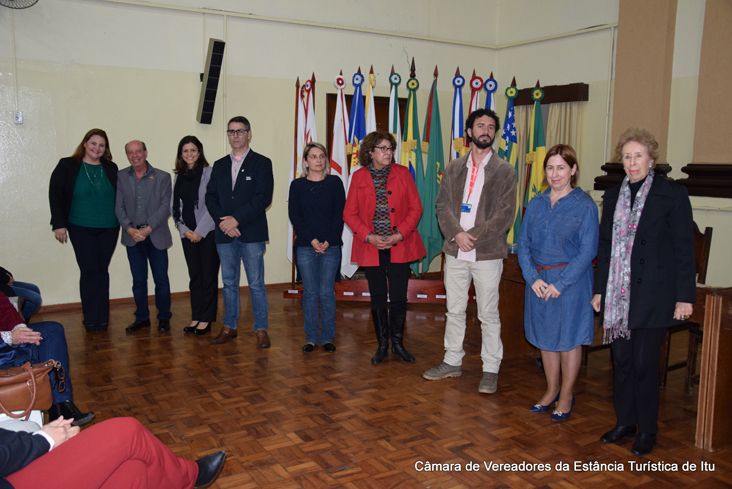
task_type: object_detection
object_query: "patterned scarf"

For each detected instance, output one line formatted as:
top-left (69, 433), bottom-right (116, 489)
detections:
top-left (603, 171), bottom-right (654, 343)
top-left (369, 164), bottom-right (392, 237)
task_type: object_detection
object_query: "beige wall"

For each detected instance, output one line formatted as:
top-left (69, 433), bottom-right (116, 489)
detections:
top-left (666, 0), bottom-right (705, 175)
top-left (693, 0), bottom-right (732, 163)
top-left (1, 0), bottom-right (729, 307)
top-left (611, 0), bottom-right (677, 161)
top-left (2, 0), bottom-right (504, 305)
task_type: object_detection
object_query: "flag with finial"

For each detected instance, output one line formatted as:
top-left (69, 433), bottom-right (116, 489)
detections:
top-left (449, 67), bottom-right (466, 161)
top-left (524, 81), bottom-right (547, 206)
top-left (400, 58), bottom-right (421, 180)
top-left (388, 66), bottom-right (403, 161)
top-left (287, 77), bottom-right (304, 263)
top-left (415, 65), bottom-right (445, 274)
top-left (330, 71), bottom-right (358, 277)
top-left (364, 66), bottom-right (377, 134)
top-left (483, 72), bottom-right (497, 112)
top-left (303, 74), bottom-right (318, 145)
top-left (499, 78), bottom-right (521, 244)
top-left (468, 70), bottom-right (484, 113)
top-left (348, 68), bottom-right (366, 171)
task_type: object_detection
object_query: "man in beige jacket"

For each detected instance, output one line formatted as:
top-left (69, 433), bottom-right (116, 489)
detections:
top-left (423, 108), bottom-right (516, 394)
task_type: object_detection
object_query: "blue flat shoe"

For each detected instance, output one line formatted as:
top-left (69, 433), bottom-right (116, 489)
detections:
top-left (551, 396), bottom-right (576, 422)
top-left (529, 393), bottom-right (560, 413)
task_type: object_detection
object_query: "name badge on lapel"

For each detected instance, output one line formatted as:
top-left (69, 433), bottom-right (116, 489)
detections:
top-left (246, 176), bottom-right (252, 181)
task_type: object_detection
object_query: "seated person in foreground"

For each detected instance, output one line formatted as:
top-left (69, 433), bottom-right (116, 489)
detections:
top-left (0, 267), bottom-right (41, 322)
top-left (0, 417), bottom-right (226, 488)
top-left (0, 292), bottom-right (93, 426)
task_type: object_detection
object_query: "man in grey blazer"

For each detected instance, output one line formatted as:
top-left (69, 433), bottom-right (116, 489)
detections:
top-left (115, 140), bottom-right (173, 333)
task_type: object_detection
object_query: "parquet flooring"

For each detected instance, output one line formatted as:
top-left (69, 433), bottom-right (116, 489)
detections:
top-left (37, 285), bottom-right (732, 488)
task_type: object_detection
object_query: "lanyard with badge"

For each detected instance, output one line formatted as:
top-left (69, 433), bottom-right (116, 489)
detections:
top-left (461, 155), bottom-right (480, 213)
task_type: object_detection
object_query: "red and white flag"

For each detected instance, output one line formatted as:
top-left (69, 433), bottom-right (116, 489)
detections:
top-left (287, 76), bottom-right (317, 263)
top-left (468, 70), bottom-right (484, 113)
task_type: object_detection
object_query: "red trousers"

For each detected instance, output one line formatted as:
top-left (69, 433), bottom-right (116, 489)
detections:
top-left (7, 417), bottom-right (198, 489)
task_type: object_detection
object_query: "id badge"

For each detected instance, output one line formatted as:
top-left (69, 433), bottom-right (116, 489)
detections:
top-left (460, 203), bottom-right (472, 213)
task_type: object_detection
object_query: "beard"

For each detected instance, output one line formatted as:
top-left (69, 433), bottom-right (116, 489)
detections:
top-left (472, 135), bottom-right (494, 149)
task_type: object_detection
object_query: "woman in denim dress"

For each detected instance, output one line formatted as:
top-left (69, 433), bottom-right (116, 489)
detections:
top-left (518, 144), bottom-right (598, 422)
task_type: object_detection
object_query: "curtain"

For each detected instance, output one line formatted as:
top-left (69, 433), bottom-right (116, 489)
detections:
top-left (512, 101), bottom-right (585, 206)
top-left (546, 102), bottom-right (584, 152)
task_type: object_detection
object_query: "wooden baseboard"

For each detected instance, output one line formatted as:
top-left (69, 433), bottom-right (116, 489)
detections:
top-left (40, 283), bottom-right (295, 313)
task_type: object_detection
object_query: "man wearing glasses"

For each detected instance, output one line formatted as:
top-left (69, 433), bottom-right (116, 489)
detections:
top-left (205, 116), bottom-right (274, 347)
top-left (423, 108), bottom-right (516, 394)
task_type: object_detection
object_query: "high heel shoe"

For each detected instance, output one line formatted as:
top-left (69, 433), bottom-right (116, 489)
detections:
top-left (551, 396), bottom-right (576, 422)
top-left (194, 322), bottom-right (212, 336)
top-left (529, 393), bottom-right (560, 413)
top-left (183, 321), bottom-right (199, 334)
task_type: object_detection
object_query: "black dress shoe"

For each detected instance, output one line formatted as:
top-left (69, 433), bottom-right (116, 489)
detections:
top-left (195, 450), bottom-right (226, 488)
top-left (183, 322), bottom-right (199, 334)
top-left (302, 343), bottom-right (315, 353)
top-left (631, 433), bottom-right (656, 456)
top-left (126, 319), bottom-right (151, 333)
top-left (601, 425), bottom-right (637, 444)
top-left (158, 319), bottom-right (170, 332)
top-left (323, 343), bottom-right (336, 353)
top-left (47, 401), bottom-right (96, 427)
top-left (194, 323), bottom-right (211, 336)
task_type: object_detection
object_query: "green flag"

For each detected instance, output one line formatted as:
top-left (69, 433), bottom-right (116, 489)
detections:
top-left (415, 70), bottom-right (445, 275)
top-left (524, 82), bottom-right (546, 207)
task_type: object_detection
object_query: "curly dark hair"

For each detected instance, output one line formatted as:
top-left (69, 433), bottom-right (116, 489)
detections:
top-left (359, 130), bottom-right (397, 167)
top-left (465, 108), bottom-right (500, 144)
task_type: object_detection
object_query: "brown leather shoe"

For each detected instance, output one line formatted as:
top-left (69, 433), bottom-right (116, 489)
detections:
top-left (210, 326), bottom-right (238, 344)
top-left (255, 329), bottom-right (271, 349)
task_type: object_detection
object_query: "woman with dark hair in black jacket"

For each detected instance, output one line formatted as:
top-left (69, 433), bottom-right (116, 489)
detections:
top-left (172, 135), bottom-right (219, 336)
top-left (49, 129), bottom-right (119, 331)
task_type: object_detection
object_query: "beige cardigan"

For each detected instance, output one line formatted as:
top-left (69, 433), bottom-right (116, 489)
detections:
top-left (436, 151), bottom-right (517, 261)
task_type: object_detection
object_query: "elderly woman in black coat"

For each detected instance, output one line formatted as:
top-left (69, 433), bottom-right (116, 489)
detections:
top-left (592, 128), bottom-right (696, 456)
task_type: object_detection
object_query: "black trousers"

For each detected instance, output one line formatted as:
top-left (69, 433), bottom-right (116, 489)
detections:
top-left (611, 327), bottom-right (667, 434)
top-left (363, 250), bottom-right (410, 315)
top-left (67, 225), bottom-right (119, 326)
top-left (181, 233), bottom-right (219, 322)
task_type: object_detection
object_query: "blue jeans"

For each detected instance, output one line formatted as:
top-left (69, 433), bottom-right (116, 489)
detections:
top-left (125, 240), bottom-right (172, 321)
top-left (0, 321), bottom-right (76, 404)
top-left (296, 246), bottom-right (340, 344)
top-left (216, 241), bottom-right (268, 330)
top-left (10, 281), bottom-right (42, 321)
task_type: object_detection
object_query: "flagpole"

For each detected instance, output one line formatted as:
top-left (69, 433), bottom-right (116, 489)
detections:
top-left (290, 77), bottom-right (300, 286)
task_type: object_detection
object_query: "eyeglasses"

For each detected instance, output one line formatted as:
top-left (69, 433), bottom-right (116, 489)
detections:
top-left (374, 145), bottom-right (394, 153)
top-left (227, 129), bottom-right (249, 136)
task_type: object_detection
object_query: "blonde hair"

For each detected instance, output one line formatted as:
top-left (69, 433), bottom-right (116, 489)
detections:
top-left (301, 142), bottom-right (330, 177)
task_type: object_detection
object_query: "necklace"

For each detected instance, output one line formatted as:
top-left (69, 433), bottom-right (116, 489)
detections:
top-left (83, 162), bottom-right (103, 188)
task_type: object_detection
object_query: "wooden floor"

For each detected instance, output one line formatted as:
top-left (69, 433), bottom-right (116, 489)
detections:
top-left (37, 285), bottom-right (732, 488)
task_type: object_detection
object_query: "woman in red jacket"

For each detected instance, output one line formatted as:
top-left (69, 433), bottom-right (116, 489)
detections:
top-left (344, 130), bottom-right (425, 365)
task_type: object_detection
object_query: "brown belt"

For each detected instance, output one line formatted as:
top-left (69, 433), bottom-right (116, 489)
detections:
top-left (535, 262), bottom-right (568, 272)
